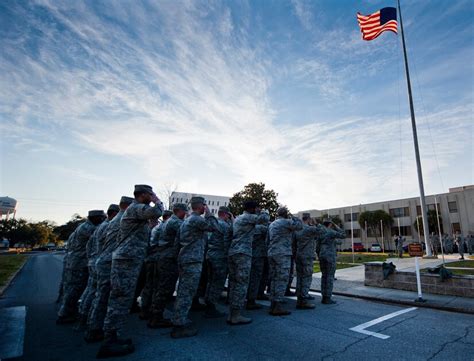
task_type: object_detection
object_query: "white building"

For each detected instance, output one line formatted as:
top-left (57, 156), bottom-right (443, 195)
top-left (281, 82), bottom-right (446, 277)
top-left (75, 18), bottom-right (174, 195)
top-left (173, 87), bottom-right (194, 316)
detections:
top-left (169, 191), bottom-right (231, 215)
top-left (0, 196), bottom-right (17, 220)
top-left (297, 185), bottom-right (474, 251)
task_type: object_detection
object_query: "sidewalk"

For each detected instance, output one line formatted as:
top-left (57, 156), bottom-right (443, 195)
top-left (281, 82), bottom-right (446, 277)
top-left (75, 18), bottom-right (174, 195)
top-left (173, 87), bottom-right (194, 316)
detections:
top-left (306, 255), bottom-right (474, 314)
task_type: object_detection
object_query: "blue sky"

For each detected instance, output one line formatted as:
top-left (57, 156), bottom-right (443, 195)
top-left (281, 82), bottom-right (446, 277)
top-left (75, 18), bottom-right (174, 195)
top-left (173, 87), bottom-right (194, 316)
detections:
top-left (0, 0), bottom-right (472, 224)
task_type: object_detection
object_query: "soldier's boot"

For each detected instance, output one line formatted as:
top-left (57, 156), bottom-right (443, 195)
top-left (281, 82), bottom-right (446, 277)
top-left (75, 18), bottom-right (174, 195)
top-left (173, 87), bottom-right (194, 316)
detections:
top-left (170, 324), bottom-right (198, 338)
top-left (190, 298), bottom-right (207, 312)
top-left (246, 299), bottom-right (263, 310)
top-left (73, 313), bottom-right (88, 331)
top-left (138, 309), bottom-right (151, 320)
top-left (84, 329), bottom-right (104, 343)
top-left (284, 288), bottom-right (296, 297)
top-left (303, 295), bottom-right (315, 300)
top-left (296, 298), bottom-right (315, 310)
top-left (147, 312), bottom-right (173, 328)
top-left (203, 303), bottom-right (225, 318)
top-left (269, 302), bottom-right (291, 316)
top-left (96, 332), bottom-right (135, 359)
top-left (321, 296), bottom-right (337, 305)
top-left (56, 314), bottom-right (77, 325)
top-left (226, 309), bottom-right (252, 325)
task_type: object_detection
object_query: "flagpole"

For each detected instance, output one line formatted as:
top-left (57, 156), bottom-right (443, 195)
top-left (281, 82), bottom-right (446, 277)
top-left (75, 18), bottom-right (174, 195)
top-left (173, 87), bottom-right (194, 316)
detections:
top-left (397, 0), bottom-right (432, 257)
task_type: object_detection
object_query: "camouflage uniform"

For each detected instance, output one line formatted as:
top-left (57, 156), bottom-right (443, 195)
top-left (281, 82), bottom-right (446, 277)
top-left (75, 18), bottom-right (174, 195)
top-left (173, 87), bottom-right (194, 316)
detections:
top-left (103, 201), bottom-right (163, 336)
top-left (58, 220), bottom-right (97, 318)
top-left (267, 217), bottom-right (303, 302)
top-left (172, 212), bottom-right (218, 326)
top-left (150, 215), bottom-right (183, 316)
top-left (468, 235), bottom-right (474, 255)
top-left (294, 224), bottom-right (325, 299)
top-left (396, 236), bottom-right (405, 258)
top-left (79, 219), bottom-right (110, 317)
top-left (205, 218), bottom-right (232, 305)
top-left (315, 225), bottom-right (345, 300)
top-left (87, 211), bottom-right (124, 331)
top-left (456, 234), bottom-right (465, 259)
top-left (247, 213), bottom-right (270, 301)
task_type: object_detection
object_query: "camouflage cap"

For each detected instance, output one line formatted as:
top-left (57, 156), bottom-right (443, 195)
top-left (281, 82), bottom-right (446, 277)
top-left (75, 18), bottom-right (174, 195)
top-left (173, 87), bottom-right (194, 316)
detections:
top-left (120, 196), bottom-right (134, 205)
top-left (190, 196), bottom-right (205, 205)
top-left (108, 204), bottom-right (120, 213)
top-left (163, 210), bottom-right (173, 218)
top-left (322, 218), bottom-right (332, 225)
top-left (134, 184), bottom-right (154, 194)
top-left (218, 206), bottom-right (230, 214)
top-left (172, 203), bottom-right (188, 211)
top-left (277, 207), bottom-right (288, 217)
top-left (88, 210), bottom-right (106, 217)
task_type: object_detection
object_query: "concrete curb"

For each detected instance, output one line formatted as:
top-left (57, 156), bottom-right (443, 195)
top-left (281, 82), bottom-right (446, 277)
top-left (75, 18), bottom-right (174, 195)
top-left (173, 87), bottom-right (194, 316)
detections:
top-left (308, 287), bottom-right (474, 315)
top-left (0, 256), bottom-right (29, 297)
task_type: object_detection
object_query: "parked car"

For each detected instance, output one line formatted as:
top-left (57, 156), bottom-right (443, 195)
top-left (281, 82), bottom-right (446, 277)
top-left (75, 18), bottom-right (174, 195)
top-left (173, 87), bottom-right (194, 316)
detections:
top-left (352, 243), bottom-right (365, 252)
top-left (369, 243), bottom-right (382, 252)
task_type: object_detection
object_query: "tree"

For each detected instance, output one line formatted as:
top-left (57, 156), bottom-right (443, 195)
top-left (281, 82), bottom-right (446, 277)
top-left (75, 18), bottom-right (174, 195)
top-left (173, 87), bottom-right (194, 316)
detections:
top-left (54, 214), bottom-right (85, 241)
top-left (157, 182), bottom-right (179, 210)
top-left (228, 183), bottom-right (279, 219)
top-left (413, 210), bottom-right (442, 236)
top-left (359, 210), bottom-right (393, 246)
top-left (0, 218), bottom-right (57, 247)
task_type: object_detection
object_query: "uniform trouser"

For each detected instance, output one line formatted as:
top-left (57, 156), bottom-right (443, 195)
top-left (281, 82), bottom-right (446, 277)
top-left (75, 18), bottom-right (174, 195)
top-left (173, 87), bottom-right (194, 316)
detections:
top-left (172, 261), bottom-right (203, 326)
top-left (296, 256), bottom-right (314, 298)
top-left (258, 258), bottom-right (270, 296)
top-left (79, 265), bottom-right (97, 316)
top-left (469, 242), bottom-right (474, 255)
top-left (196, 258), bottom-right (208, 299)
top-left (287, 255), bottom-right (295, 291)
top-left (227, 254), bottom-right (252, 310)
top-left (319, 257), bottom-right (336, 298)
top-left (140, 257), bottom-right (158, 312)
top-left (205, 257), bottom-right (228, 305)
top-left (57, 256), bottom-right (68, 302)
top-left (103, 257), bottom-right (144, 335)
top-left (459, 243), bottom-right (465, 257)
top-left (268, 255), bottom-right (291, 303)
top-left (151, 257), bottom-right (179, 315)
top-left (87, 258), bottom-right (112, 331)
top-left (247, 256), bottom-right (265, 301)
top-left (58, 267), bottom-right (89, 317)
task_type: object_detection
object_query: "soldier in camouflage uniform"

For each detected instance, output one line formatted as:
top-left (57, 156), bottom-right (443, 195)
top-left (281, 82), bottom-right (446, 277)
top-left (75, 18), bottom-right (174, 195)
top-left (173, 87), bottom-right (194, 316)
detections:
top-left (204, 206), bottom-right (232, 318)
top-left (171, 197), bottom-right (218, 338)
top-left (139, 210), bottom-right (172, 320)
top-left (227, 201), bottom-right (267, 325)
top-left (147, 203), bottom-right (187, 329)
top-left (76, 205), bottom-right (119, 330)
top-left (396, 235), bottom-right (405, 258)
top-left (316, 219), bottom-right (345, 304)
top-left (267, 207), bottom-right (303, 316)
top-left (57, 210), bottom-right (105, 324)
top-left (84, 197), bottom-right (134, 343)
top-left (97, 185), bottom-right (163, 358)
top-left (430, 233), bottom-right (440, 257)
top-left (246, 210), bottom-right (270, 310)
top-left (455, 232), bottom-right (465, 260)
top-left (467, 234), bottom-right (474, 255)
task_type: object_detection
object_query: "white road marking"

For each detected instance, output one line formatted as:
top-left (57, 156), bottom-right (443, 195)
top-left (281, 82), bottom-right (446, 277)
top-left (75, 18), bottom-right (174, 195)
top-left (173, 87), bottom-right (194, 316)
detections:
top-left (0, 306), bottom-right (26, 359)
top-left (349, 307), bottom-right (417, 339)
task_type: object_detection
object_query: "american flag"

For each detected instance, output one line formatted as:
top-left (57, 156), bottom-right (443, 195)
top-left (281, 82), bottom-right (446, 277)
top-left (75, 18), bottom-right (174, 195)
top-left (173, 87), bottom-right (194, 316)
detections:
top-left (357, 7), bottom-right (398, 41)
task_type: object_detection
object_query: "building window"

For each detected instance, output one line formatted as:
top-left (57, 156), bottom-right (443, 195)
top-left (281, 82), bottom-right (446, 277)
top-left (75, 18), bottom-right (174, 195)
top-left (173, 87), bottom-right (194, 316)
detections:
top-left (451, 223), bottom-right (461, 233)
top-left (345, 229), bottom-right (361, 238)
top-left (171, 197), bottom-right (174, 202)
top-left (419, 203), bottom-right (440, 214)
top-left (391, 226), bottom-right (412, 236)
top-left (217, 201), bottom-right (219, 206)
top-left (448, 201), bottom-right (458, 213)
top-left (389, 207), bottom-right (410, 218)
top-left (344, 213), bottom-right (359, 222)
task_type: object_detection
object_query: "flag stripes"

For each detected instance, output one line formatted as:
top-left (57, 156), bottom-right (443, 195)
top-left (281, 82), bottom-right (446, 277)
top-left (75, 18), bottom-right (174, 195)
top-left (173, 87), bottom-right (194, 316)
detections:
top-left (357, 8), bottom-right (398, 41)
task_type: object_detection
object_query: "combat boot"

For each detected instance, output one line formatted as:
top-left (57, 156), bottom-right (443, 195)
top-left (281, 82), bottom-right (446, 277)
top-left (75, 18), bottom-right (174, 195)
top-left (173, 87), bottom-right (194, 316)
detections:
top-left (226, 309), bottom-right (252, 325)
top-left (203, 303), bottom-right (225, 318)
top-left (170, 324), bottom-right (198, 338)
top-left (284, 289), bottom-right (296, 297)
top-left (56, 314), bottom-right (77, 325)
top-left (269, 302), bottom-right (291, 316)
top-left (147, 313), bottom-right (173, 328)
top-left (246, 299), bottom-right (263, 310)
top-left (84, 329), bottom-right (104, 343)
top-left (303, 294), bottom-right (315, 300)
top-left (96, 332), bottom-right (134, 359)
top-left (296, 298), bottom-right (316, 310)
top-left (321, 296), bottom-right (337, 305)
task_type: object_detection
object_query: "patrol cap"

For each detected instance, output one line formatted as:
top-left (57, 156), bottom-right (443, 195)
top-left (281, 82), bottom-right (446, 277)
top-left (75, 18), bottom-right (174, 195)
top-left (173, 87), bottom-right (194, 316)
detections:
top-left (218, 206), bottom-right (230, 214)
top-left (322, 218), bottom-right (332, 225)
top-left (173, 203), bottom-right (188, 211)
top-left (120, 196), bottom-right (134, 205)
top-left (243, 200), bottom-right (258, 209)
top-left (163, 210), bottom-right (173, 218)
top-left (88, 210), bottom-right (106, 217)
top-left (190, 196), bottom-right (206, 205)
top-left (277, 207), bottom-right (288, 217)
top-left (134, 184), bottom-right (154, 194)
top-left (108, 204), bottom-right (120, 213)
top-left (302, 212), bottom-right (311, 218)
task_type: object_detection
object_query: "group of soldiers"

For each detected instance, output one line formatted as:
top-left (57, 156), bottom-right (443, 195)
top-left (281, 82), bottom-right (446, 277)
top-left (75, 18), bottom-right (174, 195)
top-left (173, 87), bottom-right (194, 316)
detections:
top-left (56, 184), bottom-right (344, 358)
top-left (430, 233), bottom-right (474, 259)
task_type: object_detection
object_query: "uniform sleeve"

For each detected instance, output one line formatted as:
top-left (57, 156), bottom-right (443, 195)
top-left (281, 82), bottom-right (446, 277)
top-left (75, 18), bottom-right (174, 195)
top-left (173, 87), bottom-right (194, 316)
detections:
top-left (202, 215), bottom-right (219, 232)
top-left (137, 202), bottom-right (164, 220)
top-left (288, 217), bottom-right (303, 231)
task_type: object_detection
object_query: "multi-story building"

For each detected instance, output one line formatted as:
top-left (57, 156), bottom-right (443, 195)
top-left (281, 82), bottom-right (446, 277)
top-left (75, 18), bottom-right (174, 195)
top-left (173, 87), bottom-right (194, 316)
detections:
top-left (297, 185), bottom-right (474, 251)
top-left (169, 191), bottom-right (231, 215)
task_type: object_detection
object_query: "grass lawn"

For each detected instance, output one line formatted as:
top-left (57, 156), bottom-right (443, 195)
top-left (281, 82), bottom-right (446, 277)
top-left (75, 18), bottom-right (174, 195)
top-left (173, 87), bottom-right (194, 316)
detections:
top-left (0, 254), bottom-right (29, 288)
top-left (445, 260), bottom-right (474, 276)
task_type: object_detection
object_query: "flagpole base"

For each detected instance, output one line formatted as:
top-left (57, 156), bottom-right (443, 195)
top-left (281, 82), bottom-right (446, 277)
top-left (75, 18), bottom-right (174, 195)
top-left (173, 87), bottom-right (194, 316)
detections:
top-left (414, 297), bottom-right (426, 303)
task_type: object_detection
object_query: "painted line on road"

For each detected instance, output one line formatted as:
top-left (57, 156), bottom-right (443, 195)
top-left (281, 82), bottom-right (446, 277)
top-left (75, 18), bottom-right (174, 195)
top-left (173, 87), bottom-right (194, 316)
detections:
top-left (0, 306), bottom-right (26, 359)
top-left (349, 307), bottom-right (417, 340)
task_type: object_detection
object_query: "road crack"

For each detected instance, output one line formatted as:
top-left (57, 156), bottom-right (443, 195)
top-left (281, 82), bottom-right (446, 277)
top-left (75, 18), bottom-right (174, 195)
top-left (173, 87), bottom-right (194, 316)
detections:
top-left (427, 325), bottom-right (473, 361)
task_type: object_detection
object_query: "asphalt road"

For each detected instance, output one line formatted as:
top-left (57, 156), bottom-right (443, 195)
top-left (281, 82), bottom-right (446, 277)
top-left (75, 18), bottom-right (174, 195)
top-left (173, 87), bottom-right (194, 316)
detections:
top-left (0, 253), bottom-right (473, 361)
